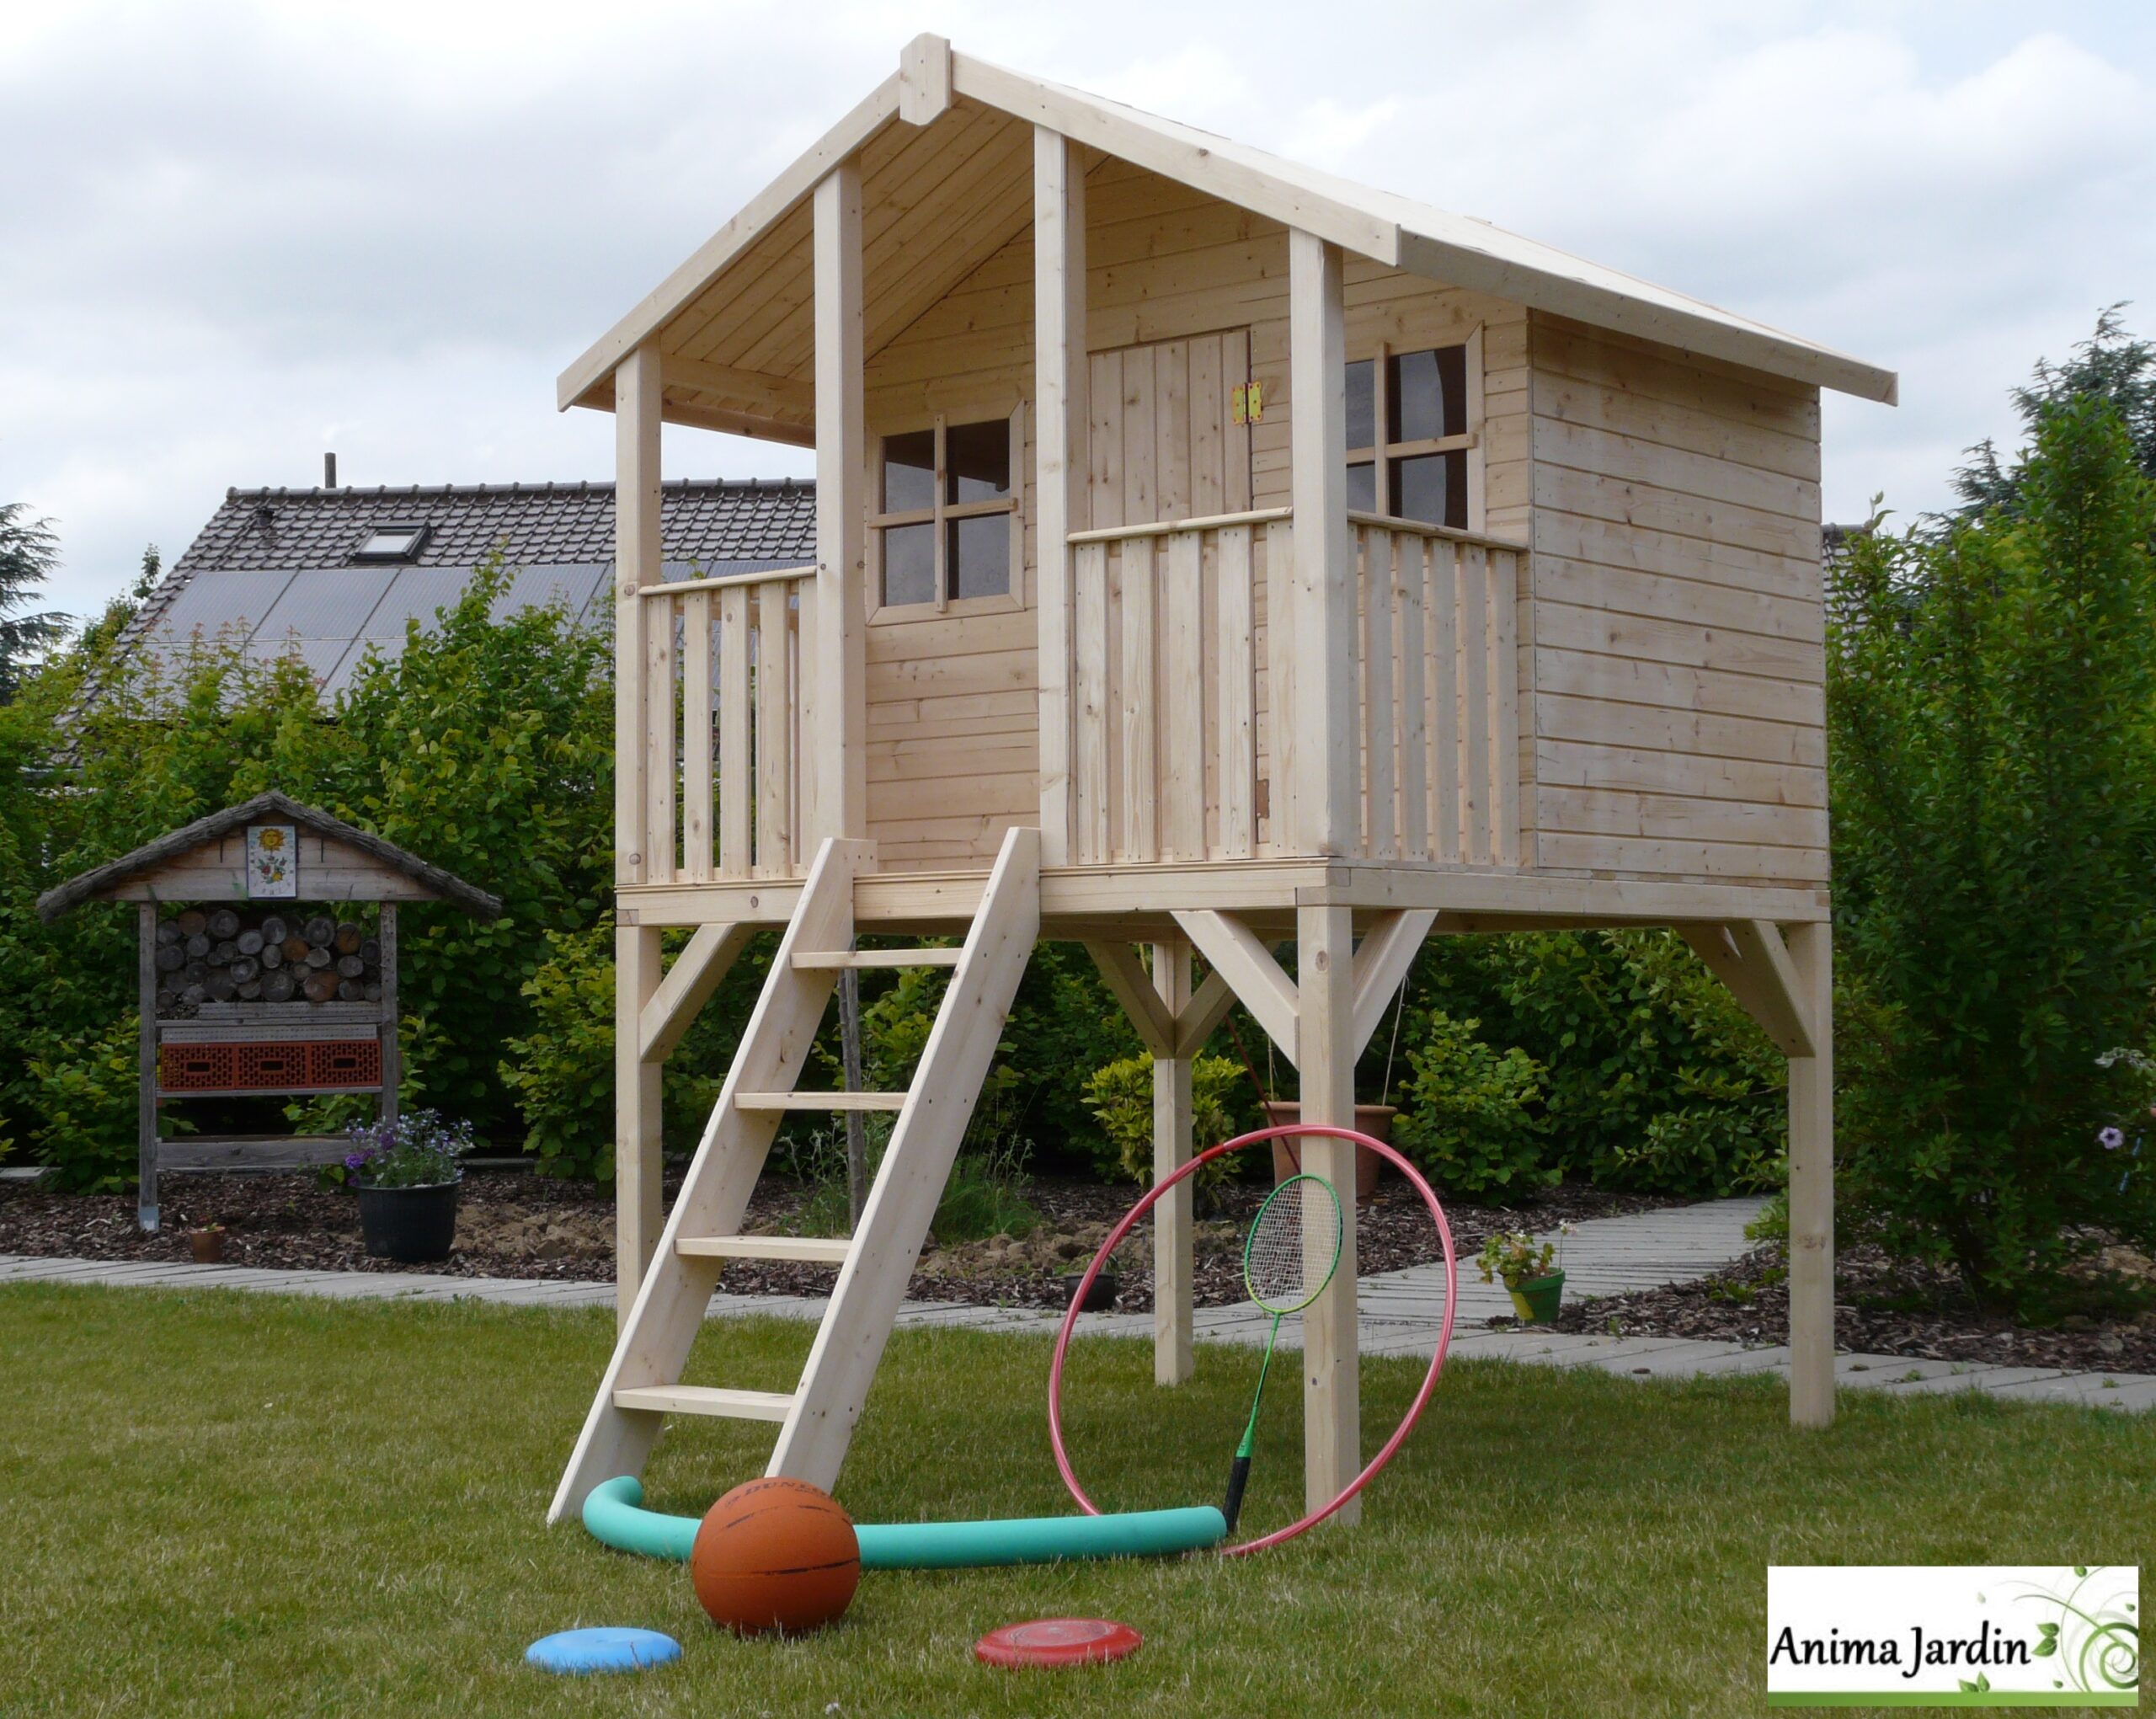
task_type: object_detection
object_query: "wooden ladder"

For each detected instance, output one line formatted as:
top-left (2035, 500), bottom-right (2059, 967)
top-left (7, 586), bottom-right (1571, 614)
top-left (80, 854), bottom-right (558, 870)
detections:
top-left (547, 825), bottom-right (1041, 1522)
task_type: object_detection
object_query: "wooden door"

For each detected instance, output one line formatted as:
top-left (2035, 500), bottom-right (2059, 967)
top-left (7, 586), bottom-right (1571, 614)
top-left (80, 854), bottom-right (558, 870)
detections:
top-left (1086, 330), bottom-right (1252, 530)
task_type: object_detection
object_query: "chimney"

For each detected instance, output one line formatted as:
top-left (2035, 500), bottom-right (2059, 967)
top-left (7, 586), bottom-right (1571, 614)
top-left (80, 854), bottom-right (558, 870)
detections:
top-left (324, 451), bottom-right (338, 488)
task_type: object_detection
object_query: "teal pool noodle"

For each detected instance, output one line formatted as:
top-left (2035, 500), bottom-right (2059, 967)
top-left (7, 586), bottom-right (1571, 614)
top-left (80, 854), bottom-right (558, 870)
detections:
top-left (582, 1476), bottom-right (1225, 1571)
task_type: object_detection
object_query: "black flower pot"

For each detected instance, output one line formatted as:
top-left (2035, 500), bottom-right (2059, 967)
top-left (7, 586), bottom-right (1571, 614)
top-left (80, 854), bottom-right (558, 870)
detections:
top-left (1062, 1271), bottom-right (1118, 1312)
top-left (356, 1180), bottom-right (460, 1263)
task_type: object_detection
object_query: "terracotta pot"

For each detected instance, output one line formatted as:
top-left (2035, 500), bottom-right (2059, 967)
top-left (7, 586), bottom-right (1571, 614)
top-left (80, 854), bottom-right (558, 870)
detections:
top-left (188, 1228), bottom-right (225, 1264)
top-left (1261, 1102), bottom-right (1393, 1203)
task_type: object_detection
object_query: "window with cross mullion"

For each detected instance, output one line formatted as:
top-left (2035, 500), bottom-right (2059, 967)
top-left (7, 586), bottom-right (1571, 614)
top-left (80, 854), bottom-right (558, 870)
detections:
top-left (872, 412), bottom-right (1020, 612)
top-left (1344, 341), bottom-right (1476, 531)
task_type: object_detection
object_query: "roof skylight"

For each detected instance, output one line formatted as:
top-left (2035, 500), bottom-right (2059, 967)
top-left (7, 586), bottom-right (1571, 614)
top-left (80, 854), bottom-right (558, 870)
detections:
top-left (354, 523), bottom-right (429, 562)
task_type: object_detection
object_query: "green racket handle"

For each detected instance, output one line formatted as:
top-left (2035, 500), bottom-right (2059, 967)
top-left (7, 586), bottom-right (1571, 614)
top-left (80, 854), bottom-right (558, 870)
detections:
top-left (1222, 1453), bottom-right (1252, 1535)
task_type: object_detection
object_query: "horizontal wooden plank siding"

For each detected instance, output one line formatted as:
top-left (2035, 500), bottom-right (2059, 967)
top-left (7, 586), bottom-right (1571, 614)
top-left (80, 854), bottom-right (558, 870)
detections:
top-left (1527, 312), bottom-right (1828, 888)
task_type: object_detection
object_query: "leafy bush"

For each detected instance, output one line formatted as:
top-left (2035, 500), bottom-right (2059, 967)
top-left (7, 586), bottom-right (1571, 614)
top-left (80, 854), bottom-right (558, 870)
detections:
top-left (1390, 1011), bottom-right (1550, 1197)
top-left (1829, 392), bottom-right (2156, 1305)
top-left (1082, 1051), bottom-right (1252, 1190)
top-left (24, 1012), bottom-right (141, 1191)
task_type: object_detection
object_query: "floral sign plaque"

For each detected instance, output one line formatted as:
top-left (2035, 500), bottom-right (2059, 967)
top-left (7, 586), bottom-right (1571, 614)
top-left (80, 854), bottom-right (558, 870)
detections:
top-left (245, 824), bottom-right (297, 898)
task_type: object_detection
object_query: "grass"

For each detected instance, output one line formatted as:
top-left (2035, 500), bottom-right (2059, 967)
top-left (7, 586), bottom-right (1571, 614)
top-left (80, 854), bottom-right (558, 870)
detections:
top-left (3, 1284), bottom-right (2148, 1717)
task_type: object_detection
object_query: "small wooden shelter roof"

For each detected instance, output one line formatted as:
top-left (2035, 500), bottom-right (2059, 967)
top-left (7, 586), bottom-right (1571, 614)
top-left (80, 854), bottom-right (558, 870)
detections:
top-left (558, 35), bottom-right (1897, 433)
top-left (36, 791), bottom-right (504, 921)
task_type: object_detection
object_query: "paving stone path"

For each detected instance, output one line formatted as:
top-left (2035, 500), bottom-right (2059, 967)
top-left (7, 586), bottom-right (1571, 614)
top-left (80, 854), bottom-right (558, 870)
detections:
top-left (5, 1197), bottom-right (2150, 1412)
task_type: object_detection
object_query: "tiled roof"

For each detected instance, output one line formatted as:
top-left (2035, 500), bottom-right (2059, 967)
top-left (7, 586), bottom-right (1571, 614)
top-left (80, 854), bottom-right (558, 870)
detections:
top-left (104, 478), bottom-right (817, 705)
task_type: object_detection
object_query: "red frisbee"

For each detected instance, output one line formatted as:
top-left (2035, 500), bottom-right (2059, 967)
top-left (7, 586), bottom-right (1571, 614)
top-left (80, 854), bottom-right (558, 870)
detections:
top-left (974, 1617), bottom-right (1143, 1668)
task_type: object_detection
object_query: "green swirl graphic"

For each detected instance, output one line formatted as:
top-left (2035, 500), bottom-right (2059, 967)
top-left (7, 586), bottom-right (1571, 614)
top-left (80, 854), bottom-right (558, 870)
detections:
top-left (2009, 1568), bottom-right (2139, 1695)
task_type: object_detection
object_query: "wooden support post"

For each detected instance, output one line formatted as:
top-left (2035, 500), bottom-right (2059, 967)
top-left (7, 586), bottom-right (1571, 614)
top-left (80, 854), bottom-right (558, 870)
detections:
top-left (812, 160), bottom-right (867, 844)
top-left (1288, 230), bottom-right (1355, 856)
top-left (1151, 937), bottom-right (1194, 1385)
top-left (378, 903), bottom-right (400, 1126)
top-left (1296, 900), bottom-right (1360, 1522)
top-left (1034, 126), bottom-right (1087, 864)
top-left (136, 902), bottom-right (157, 1233)
top-left (1785, 919), bottom-right (1835, 1427)
top-left (616, 922), bottom-right (664, 1327)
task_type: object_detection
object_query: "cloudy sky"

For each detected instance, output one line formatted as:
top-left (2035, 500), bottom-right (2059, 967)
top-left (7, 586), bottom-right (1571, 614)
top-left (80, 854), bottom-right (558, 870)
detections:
top-left (4, 0), bottom-right (2152, 617)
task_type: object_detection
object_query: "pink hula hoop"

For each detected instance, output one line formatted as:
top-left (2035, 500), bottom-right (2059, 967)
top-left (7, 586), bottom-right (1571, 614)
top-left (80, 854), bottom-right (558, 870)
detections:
top-left (1047, 1124), bottom-right (1456, 1555)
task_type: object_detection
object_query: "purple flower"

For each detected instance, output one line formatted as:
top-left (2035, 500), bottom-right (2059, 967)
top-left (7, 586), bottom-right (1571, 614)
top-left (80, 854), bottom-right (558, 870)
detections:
top-left (2100, 1126), bottom-right (2125, 1151)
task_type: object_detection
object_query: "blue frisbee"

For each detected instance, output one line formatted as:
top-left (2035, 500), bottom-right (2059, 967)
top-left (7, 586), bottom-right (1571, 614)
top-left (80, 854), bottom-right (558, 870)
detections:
top-left (526, 1626), bottom-right (682, 1675)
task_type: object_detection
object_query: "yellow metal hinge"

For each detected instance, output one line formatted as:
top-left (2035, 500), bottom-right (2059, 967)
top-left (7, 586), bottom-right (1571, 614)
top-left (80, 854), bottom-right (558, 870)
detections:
top-left (1230, 382), bottom-right (1264, 425)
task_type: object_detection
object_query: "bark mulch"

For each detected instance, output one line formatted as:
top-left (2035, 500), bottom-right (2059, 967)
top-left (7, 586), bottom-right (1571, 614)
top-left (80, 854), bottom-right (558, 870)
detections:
top-left (1545, 1236), bottom-right (2156, 1376)
top-left (0, 1166), bottom-right (1675, 1316)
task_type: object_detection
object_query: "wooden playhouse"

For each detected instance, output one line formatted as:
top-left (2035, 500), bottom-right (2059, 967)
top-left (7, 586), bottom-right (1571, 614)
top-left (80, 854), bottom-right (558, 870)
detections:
top-left (551, 35), bottom-right (1893, 1527)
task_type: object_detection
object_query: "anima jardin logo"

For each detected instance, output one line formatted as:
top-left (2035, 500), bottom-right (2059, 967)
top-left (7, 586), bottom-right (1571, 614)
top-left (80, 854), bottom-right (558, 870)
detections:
top-left (1768, 1567), bottom-right (2138, 1706)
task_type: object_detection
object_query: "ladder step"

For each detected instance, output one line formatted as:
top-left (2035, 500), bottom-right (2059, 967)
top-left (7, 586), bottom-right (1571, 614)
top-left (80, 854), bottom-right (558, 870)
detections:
top-left (677, 1234), bottom-right (853, 1264)
top-left (735, 1091), bottom-right (907, 1113)
top-left (612, 1385), bottom-right (797, 1422)
top-left (792, 948), bottom-right (963, 969)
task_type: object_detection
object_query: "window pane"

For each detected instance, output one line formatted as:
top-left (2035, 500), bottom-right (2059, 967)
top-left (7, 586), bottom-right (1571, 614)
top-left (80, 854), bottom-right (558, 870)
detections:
top-left (947, 513), bottom-right (1010, 600)
top-left (1390, 451), bottom-right (1467, 529)
top-left (882, 430), bottom-right (936, 514)
top-left (1345, 460), bottom-right (1377, 514)
top-left (881, 521), bottom-right (935, 606)
top-left (945, 419), bottom-right (1011, 504)
top-left (1387, 345), bottom-right (1467, 443)
top-left (1344, 359), bottom-right (1375, 451)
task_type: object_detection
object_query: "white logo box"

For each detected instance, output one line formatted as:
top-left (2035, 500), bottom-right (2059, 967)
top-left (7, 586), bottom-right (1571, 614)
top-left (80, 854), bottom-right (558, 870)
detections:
top-left (1768, 1566), bottom-right (2138, 1708)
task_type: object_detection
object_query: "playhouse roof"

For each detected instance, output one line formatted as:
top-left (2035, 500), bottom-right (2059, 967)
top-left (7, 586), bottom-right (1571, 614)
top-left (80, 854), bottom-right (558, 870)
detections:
top-left (558, 36), bottom-right (1897, 427)
top-left (35, 790), bottom-right (505, 921)
top-left (104, 478), bottom-right (817, 704)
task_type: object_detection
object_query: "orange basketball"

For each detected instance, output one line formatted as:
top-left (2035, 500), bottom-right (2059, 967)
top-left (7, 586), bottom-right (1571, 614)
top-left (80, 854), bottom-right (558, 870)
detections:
top-left (690, 1476), bottom-right (861, 1636)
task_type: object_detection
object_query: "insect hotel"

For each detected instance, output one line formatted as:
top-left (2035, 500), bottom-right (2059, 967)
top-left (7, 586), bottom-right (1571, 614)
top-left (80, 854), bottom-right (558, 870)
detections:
top-left (35, 791), bottom-right (502, 1233)
top-left (552, 35), bottom-right (1895, 1527)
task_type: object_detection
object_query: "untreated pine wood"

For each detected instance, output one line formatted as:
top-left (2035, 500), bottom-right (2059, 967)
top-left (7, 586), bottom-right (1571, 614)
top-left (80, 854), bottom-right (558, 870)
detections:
top-left (1034, 125), bottom-right (1087, 864)
top-left (615, 340), bottom-right (662, 889)
top-left (813, 160), bottom-right (867, 845)
top-left (1784, 919), bottom-right (1833, 1428)
top-left (1296, 900), bottom-right (1360, 1524)
top-left (1289, 231), bottom-right (1355, 854)
top-left (616, 921), bottom-right (665, 1325)
top-left (137, 902), bottom-right (157, 1231)
top-left (1151, 936), bottom-right (1195, 1385)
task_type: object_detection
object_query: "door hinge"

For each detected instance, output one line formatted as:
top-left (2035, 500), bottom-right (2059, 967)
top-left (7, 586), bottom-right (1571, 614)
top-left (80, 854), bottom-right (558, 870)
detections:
top-left (1230, 382), bottom-right (1263, 425)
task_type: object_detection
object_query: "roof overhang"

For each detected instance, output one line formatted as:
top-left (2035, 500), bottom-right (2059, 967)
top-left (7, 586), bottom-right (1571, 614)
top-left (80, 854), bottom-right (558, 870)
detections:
top-left (558, 35), bottom-right (1897, 419)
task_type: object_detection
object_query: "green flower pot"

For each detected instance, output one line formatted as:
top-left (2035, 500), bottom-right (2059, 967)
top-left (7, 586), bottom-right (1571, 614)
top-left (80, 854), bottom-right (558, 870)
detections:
top-left (1508, 1270), bottom-right (1565, 1323)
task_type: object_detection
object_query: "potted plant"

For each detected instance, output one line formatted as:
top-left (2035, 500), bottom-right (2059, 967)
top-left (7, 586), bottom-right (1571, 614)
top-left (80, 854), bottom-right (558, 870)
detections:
top-left (1260, 1101), bottom-right (1393, 1202)
top-left (344, 1108), bottom-right (473, 1263)
top-left (1477, 1223), bottom-right (1574, 1323)
top-left (187, 1222), bottom-right (226, 1263)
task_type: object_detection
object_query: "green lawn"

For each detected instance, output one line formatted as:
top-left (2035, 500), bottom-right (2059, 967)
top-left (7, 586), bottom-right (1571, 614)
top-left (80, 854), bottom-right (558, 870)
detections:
top-left (3, 1284), bottom-right (2147, 1717)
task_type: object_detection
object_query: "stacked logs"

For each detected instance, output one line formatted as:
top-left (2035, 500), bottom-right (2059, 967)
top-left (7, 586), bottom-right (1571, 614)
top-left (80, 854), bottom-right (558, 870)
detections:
top-left (153, 908), bottom-right (384, 1016)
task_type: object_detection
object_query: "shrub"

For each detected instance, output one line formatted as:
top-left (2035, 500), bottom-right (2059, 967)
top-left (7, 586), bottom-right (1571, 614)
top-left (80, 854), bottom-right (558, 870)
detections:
top-left (1390, 1011), bottom-right (1550, 1198)
top-left (1083, 1051), bottom-right (1251, 1190)
top-left (24, 1012), bottom-right (141, 1191)
top-left (1829, 392), bottom-right (2156, 1305)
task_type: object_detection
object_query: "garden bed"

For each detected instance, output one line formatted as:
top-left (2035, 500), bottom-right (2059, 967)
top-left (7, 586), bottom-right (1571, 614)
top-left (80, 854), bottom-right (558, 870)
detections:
top-left (0, 1166), bottom-right (1676, 1311)
top-left (1546, 1237), bottom-right (2156, 1375)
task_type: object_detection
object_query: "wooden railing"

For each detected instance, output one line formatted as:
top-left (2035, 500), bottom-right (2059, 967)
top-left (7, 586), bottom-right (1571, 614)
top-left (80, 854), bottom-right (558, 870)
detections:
top-left (638, 565), bottom-right (814, 883)
top-left (1345, 512), bottom-right (1524, 868)
top-left (1064, 509), bottom-right (1524, 869)
top-left (1067, 508), bottom-right (1292, 864)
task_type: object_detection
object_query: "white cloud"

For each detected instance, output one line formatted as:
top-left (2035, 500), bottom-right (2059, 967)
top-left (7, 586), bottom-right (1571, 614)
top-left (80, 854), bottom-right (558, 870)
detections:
top-left (3, 0), bottom-right (2151, 614)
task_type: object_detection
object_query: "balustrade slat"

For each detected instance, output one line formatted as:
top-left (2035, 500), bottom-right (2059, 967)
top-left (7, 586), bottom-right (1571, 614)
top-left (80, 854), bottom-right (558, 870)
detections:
top-left (718, 586), bottom-right (751, 877)
top-left (680, 590), bottom-right (713, 883)
top-left (1396, 535), bottom-right (1428, 862)
top-left (1118, 537), bottom-right (1157, 862)
top-left (1263, 518), bottom-right (1297, 855)
top-left (1161, 530), bottom-right (1205, 859)
top-left (1491, 547), bottom-right (1522, 867)
top-left (645, 595), bottom-right (676, 884)
top-left (1431, 540), bottom-right (1460, 862)
top-left (1363, 527), bottom-right (1397, 860)
top-left (754, 580), bottom-right (792, 875)
top-left (1073, 542), bottom-right (1111, 865)
top-left (1459, 543), bottom-right (1492, 867)
top-left (1216, 525), bottom-right (1256, 858)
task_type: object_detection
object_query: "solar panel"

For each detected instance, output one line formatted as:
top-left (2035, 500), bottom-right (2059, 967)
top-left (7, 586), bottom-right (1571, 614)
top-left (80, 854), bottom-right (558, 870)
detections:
top-left (488, 563), bottom-right (606, 625)
top-left (245, 635), bottom-right (350, 684)
top-left (147, 570), bottom-right (300, 643)
top-left (361, 568), bottom-right (472, 638)
top-left (251, 568), bottom-right (399, 641)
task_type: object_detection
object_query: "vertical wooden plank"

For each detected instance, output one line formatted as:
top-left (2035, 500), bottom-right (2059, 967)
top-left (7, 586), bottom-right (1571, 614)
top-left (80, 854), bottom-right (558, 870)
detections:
top-left (1785, 919), bottom-right (1835, 1428)
top-left (378, 902), bottom-right (401, 1129)
top-left (1122, 343), bottom-right (1156, 526)
top-left (1157, 339), bottom-right (1191, 521)
top-left (613, 339), bottom-right (660, 888)
top-left (1263, 517), bottom-right (1297, 853)
top-left (1088, 350), bottom-right (1123, 531)
top-left (1074, 542), bottom-right (1111, 865)
top-left (1363, 527), bottom-right (1396, 860)
top-left (136, 903), bottom-right (157, 1233)
top-left (1033, 128), bottom-right (1087, 867)
top-left (645, 592), bottom-right (676, 886)
top-left (718, 585), bottom-right (751, 877)
top-left (680, 590), bottom-right (713, 883)
top-left (1151, 937), bottom-right (1195, 1385)
top-left (1216, 524), bottom-right (1256, 859)
top-left (616, 921), bottom-right (664, 1327)
top-left (812, 160), bottom-right (867, 845)
top-left (1289, 231), bottom-right (1355, 855)
top-left (1490, 546), bottom-right (1521, 867)
top-left (1161, 529), bottom-right (1205, 858)
top-left (1465, 323), bottom-right (1487, 536)
top-left (1118, 537), bottom-right (1157, 862)
top-left (1296, 900), bottom-right (1360, 1524)
top-left (1459, 542), bottom-right (1491, 866)
top-left (1430, 540), bottom-right (1460, 862)
top-left (1396, 534), bottom-right (1428, 860)
top-left (755, 581), bottom-right (793, 875)
top-left (1225, 328), bottom-right (1253, 513)
top-left (1190, 333), bottom-right (1225, 517)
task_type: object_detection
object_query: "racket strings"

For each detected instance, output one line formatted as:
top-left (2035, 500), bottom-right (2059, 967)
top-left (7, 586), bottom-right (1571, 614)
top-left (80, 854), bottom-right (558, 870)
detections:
top-left (1243, 1177), bottom-right (1342, 1314)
